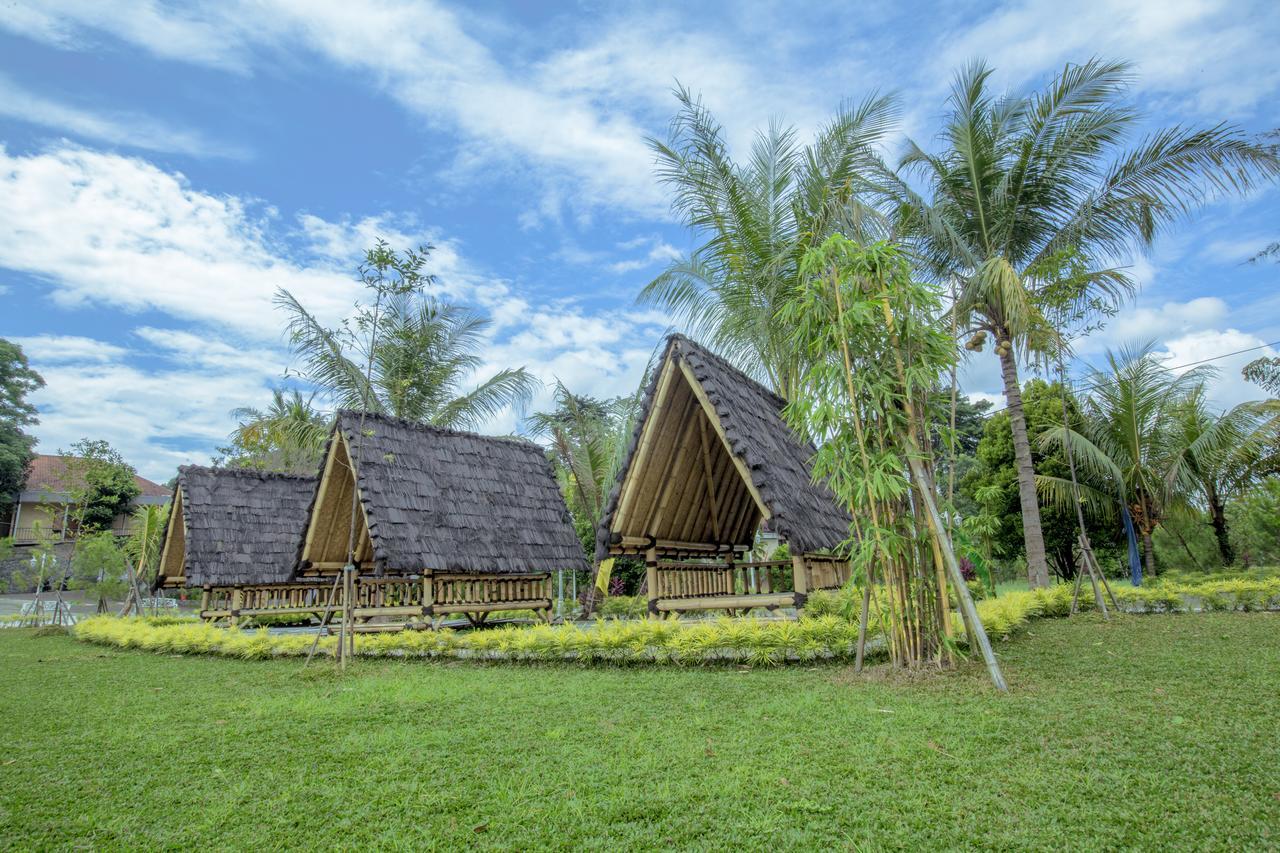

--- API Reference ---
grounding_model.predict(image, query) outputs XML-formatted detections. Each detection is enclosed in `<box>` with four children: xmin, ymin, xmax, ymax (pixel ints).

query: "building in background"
<box><xmin>2</xmin><ymin>454</ymin><xmax>169</xmax><ymax>544</ymax></box>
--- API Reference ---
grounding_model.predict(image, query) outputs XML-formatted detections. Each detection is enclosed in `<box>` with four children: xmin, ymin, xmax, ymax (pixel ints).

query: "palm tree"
<box><xmin>1163</xmin><ymin>388</ymin><xmax>1272</xmax><ymax>566</ymax></box>
<box><xmin>639</xmin><ymin>85</ymin><xmax>899</xmax><ymax>398</ymax></box>
<box><xmin>894</xmin><ymin>58</ymin><xmax>1280</xmax><ymax>587</ymax></box>
<box><xmin>275</xmin><ymin>291</ymin><xmax>540</xmax><ymax>431</ymax></box>
<box><xmin>528</xmin><ymin>380</ymin><xmax>643</xmax><ymax>550</ymax></box>
<box><xmin>227</xmin><ymin>389</ymin><xmax>331</xmax><ymax>474</ymax></box>
<box><xmin>1040</xmin><ymin>344</ymin><xmax>1210</xmax><ymax>577</ymax></box>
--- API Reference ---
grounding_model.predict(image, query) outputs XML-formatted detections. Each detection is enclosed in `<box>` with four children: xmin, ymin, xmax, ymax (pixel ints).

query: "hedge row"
<box><xmin>70</xmin><ymin>577</ymin><xmax>1280</xmax><ymax>666</ymax></box>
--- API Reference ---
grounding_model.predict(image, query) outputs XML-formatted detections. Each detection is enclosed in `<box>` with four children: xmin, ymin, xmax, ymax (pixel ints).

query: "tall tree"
<box><xmin>221</xmin><ymin>389</ymin><xmax>330</xmax><ymax>475</ymax></box>
<box><xmin>963</xmin><ymin>380</ymin><xmax>1118</xmax><ymax>581</ymax></box>
<box><xmin>0</xmin><ymin>338</ymin><xmax>44</xmax><ymax>504</ymax></box>
<box><xmin>1040</xmin><ymin>345</ymin><xmax>1209</xmax><ymax>577</ymax></box>
<box><xmin>892</xmin><ymin>58</ymin><xmax>1279</xmax><ymax>587</ymax></box>
<box><xmin>639</xmin><ymin>85</ymin><xmax>899</xmax><ymax>398</ymax></box>
<box><xmin>276</xmin><ymin>243</ymin><xmax>539</xmax><ymax>431</ymax></box>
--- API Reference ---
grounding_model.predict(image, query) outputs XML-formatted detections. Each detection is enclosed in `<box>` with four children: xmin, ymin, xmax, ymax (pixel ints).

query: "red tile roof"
<box><xmin>24</xmin><ymin>454</ymin><xmax>169</xmax><ymax>498</ymax></box>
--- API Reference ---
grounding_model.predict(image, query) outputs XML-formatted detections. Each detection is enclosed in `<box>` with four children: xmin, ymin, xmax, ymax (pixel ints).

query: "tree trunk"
<box><xmin>1205</xmin><ymin>483</ymin><xmax>1235</xmax><ymax>566</ymax></box>
<box><xmin>1141</xmin><ymin>526</ymin><xmax>1157</xmax><ymax>579</ymax></box>
<box><xmin>996</xmin><ymin>342</ymin><xmax>1050</xmax><ymax>588</ymax></box>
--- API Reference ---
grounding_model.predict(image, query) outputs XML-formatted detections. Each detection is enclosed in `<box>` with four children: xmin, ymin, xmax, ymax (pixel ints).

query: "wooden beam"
<box><xmin>614</xmin><ymin>357</ymin><xmax>678</xmax><ymax>532</ymax></box>
<box><xmin>645</xmin><ymin>546</ymin><xmax>659</xmax><ymax>619</ymax></box>
<box><xmin>300</xmin><ymin>431</ymin><xmax>342</xmax><ymax>566</ymax></box>
<box><xmin>677</xmin><ymin>358</ymin><xmax>770</xmax><ymax>521</ymax></box>
<box><xmin>431</xmin><ymin>600</ymin><xmax>553</xmax><ymax>615</ymax></box>
<box><xmin>655</xmin><ymin>592</ymin><xmax>794</xmax><ymax>611</ymax></box>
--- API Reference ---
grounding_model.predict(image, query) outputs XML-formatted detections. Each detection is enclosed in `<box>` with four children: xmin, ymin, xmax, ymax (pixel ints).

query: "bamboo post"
<box><xmin>230</xmin><ymin>587</ymin><xmax>243</xmax><ymax>628</ymax></box>
<box><xmin>791</xmin><ymin>553</ymin><xmax>808</xmax><ymax>611</ymax></box>
<box><xmin>645</xmin><ymin>547</ymin><xmax>659</xmax><ymax>619</ymax></box>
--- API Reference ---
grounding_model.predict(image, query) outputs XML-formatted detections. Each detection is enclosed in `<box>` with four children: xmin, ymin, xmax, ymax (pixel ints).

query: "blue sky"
<box><xmin>2</xmin><ymin>0</ymin><xmax>1278</xmax><ymax>482</ymax></box>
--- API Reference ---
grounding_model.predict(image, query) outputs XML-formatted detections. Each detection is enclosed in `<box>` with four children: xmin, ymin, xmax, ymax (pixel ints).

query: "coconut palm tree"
<box><xmin>1040</xmin><ymin>344</ymin><xmax>1210</xmax><ymax>577</ymax></box>
<box><xmin>1163</xmin><ymin>388</ymin><xmax>1273</xmax><ymax>566</ymax></box>
<box><xmin>893</xmin><ymin>58</ymin><xmax>1280</xmax><ymax>586</ymax></box>
<box><xmin>528</xmin><ymin>380</ymin><xmax>643</xmax><ymax>550</ymax></box>
<box><xmin>275</xmin><ymin>291</ymin><xmax>539</xmax><ymax>431</ymax></box>
<box><xmin>639</xmin><ymin>85</ymin><xmax>899</xmax><ymax>398</ymax></box>
<box><xmin>227</xmin><ymin>389</ymin><xmax>331</xmax><ymax>474</ymax></box>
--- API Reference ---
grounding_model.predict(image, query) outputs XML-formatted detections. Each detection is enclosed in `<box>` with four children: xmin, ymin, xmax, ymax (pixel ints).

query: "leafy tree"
<box><xmin>0</xmin><ymin>338</ymin><xmax>44</xmax><ymax>503</ymax></box>
<box><xmin>640</xmin><ymin>85</ymin><xmax>898</xmax><ymax>398</ymax></box>
<box><xmin>219</xmin><ymin>389</ymin><xmax>330</xmax><ymax>475</ymax></box>
<box><xmin>1227</xmin><ymin>478</ymin><xmax>1280</xmax><ymax>567</ymax></box>
<box><xmin>276</xmin><ymin>242</ymin><xmax>539</xmax><ymax>430</ymax></box>
<box><xmin>1242</xmin><ymin>356</ymin><xmax>1280</xmax><ymax>396</ymax></box>
<box><xmin>962</xmin><ymin>380</ymin><xmax>1118</xmax><ymax>582</ymax></box>
<box><xmin>56</xmin><ymin>439</ymin><xmax>141</xmax><ymax>533</ymax></box>
<box><xmin>1041</xmin><ymin>345</ymin><xmax>1209</xmax><ymax>577</ymax></box>
<box><xmin>892</xmin><ymin>58</ymin><xmax>1279</xmax><ymax>587</ymax></box>
<box><xmin>70</xmin><ymin>530</ymin><xmax>128</xmax><ymax>607</ymax></box>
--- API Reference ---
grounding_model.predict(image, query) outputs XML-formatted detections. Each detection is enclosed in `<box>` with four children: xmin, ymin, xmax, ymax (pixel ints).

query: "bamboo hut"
<box><xmin>597</xmin><ymin>334</ymin><xmax>852</xmax><ymax>616</ymax></box>
<box><xmin>154</xmin><ymin>466</ymin><xmax>325</xmax><ymax>623</ymax></box>
<box><xmin>294</xmin><ymin>411</ymin><xmax>588</xmax><ymax>625</ymax></box>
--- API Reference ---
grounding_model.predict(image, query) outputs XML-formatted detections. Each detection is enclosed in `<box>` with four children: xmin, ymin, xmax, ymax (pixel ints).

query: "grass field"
<box><xmin>2</xmin><ymin>613</ymin><xmax>1278</xmax><ymax>849</ymax></box>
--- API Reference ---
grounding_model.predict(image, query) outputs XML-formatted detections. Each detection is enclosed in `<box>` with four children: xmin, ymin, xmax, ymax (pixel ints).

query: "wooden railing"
<box><xmin>432</xmin><ymin>573</ymin><xmax>552</xmax><ymax>615</ymax></box>
<box><xmin>200</xmin><ymin>572</ymin><xmax>554</xmax><ymax>623</ymax></box>
<box><xmin>654</xmin><ymin>559</ymin><xmax>795</xmax><ymax>599</ymax></box>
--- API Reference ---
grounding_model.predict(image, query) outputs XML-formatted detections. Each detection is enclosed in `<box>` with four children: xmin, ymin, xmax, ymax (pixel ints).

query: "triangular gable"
<box><xmin>296</xmin><ymin>429</ymin><xmax>376</xmax><ymax>574</ymax></box>
<box><xmin>153</xmin><ymin>485</ymin><xmax>185</xmax><ymax>589</ymax></box>
<box><xmin>597</xmin><ymin>335</ymin><xmax>850</xmax><ymax>559</ymax></box>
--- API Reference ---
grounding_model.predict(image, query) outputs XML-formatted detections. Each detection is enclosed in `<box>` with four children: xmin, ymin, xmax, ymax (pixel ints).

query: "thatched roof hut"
<box><xmin>296</xmin><ymin>411</ymin><xmax>588</xmax><ymax>577</ymax></box>
<box><xmin>154</xmin><ymin>466</ymin><xmax>317</xmax><ymax>589</ymax></box>
<box><xmin>596</xmin><ymin>334</ymin><xmax>850</xmax><ymax>561</ymax></box>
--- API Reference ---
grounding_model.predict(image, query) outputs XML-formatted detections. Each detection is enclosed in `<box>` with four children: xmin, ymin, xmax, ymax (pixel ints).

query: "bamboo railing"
<box><xmin>200</xmin><ymin>572</ymin><xmax>555</xmax><ymax>624</ymax></box>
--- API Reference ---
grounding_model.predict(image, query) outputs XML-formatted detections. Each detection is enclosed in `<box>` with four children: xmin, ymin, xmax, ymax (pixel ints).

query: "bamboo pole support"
<box><xmin>791</xmin><ymin>553</ymin><xmax>808</xmax><ymax>611</ymax></box>
<box><xmin>645</xmin><ymin>546</ymin><xmax>659</xmax><ymax>619</ymax></box>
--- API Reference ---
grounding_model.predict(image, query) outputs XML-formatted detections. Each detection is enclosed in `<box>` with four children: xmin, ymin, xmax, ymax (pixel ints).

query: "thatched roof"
<box><xmin>154</xmin><ymin>466</ymin><xmax>316</xmax><ymax>589</ymax></box>
<box><xmin>596</xmin><ymin>334</ymin><xmax>850</xmax><ymax>560</ymax></box>
<box><xmin>297</xmin><ymin>411</ymin><xmax>588</xmax><ymax>576</ymax></box>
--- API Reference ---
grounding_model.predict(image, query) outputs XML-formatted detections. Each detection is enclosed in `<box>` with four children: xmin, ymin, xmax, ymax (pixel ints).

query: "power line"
<box><xmin>973</xmin><ymin>338</ymin><xmax>1280</xmax><ymax>420</ymax></box>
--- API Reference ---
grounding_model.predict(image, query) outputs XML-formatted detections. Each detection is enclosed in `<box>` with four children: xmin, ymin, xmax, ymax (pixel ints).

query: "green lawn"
<box><xmin>2</xmin><ymin>614</ymin><xmax>1278</xmax><ymax>849</ymax></box>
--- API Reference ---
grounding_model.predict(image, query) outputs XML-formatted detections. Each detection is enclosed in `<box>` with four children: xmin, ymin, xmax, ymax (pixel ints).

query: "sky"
<box><xmin>2</xmin><ymin>0</ymin><xmax>1278</xmax><ymax>483</ymax></box>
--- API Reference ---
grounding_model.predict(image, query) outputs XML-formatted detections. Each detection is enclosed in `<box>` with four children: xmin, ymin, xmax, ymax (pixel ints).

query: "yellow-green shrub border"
<box><xmin>70</xmin><ymin>577</ymin><xmax>1279</xmax><ymax>666</ymax></box>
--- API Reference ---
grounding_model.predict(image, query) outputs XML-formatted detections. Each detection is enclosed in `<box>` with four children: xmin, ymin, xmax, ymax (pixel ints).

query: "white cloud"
<box><xmin>0</xmin><ymin>142</ymin><xmax>678</xmax><ymax>477</ymax></box>
<box><xmin>2</xmin><ymin>1</ymin><xmax>879</xmax><ymax>220</ymax></box>
<box><xmin>0</xmin><ymin>73</ymin><xmax>248</xmax><ymax>159</ymax></box>
<box><xmin>0</xmin><ymin>144</ymin><xmax>360</xmax><ymax>338</ymax></box>
<box><xmin>607</xmin><ymin>237</ymin><xmax>682</xmax><ymax>274</ymax></box>
<box><xmin>1</xmin><ymin>1</ymin><xmax>252</xmax><ymax>72</ymax></box>
<box><xmin>931</xmin><ymin>0</ymin><xmax>1280</xmax><ymax>116</ymax></box>
<box><xmin>1090</xmin><ymin>297</ymin><xmax>1230</xmax><ymax>352</ymax></box>
<box><xmin>12</xmin><ymin>334</ymin><xmax>126</xmax><ymax>363</ymax></box>
<box><xmin>1156</xmin><ymin>328</ymin><xmax>1276</xmax><ymax>409</ymax></box>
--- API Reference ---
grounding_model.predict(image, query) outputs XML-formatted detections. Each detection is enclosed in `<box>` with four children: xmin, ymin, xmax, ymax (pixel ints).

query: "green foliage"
<box><xmin>70</xmin><ymin>531</ymin><xmax>128</xmax><ymax>601</ymax></box>
<box><xmin>275</xmin><ymin>241</ymin><xmax>538</xmax><ymax>430</ymax></box>
<box><xmin>963</xmin><ymin>379</ymin><xmax>1119</xmax><ymax>581</ymax></box>
<box><xmin>640</xmin><ymin>85</ymin><xmax>899</xmax><ymax>398</ymax></box>
<box><xmin>73</xmin><ymin>574</ymin><xmax>1280</xmax><ymax>667</ymax></box>
<box><xmin>596</xmin><ymin>595</ymin><xmax>648</xmax><ymax>619</ymax></box>
<box><xmin>528</xmin><ymin>380</ymin><xmax>645</xmax><ymax>557</ymax></box>
<box><xmin>123</xmin><ymin>503</ymin><xmax>169</xmax><ymax>585</ymax></box>
<box><xmin>0</xmin><ymin>338</ymin><xmax>44</xmax><ymax>503</ymax></box>
<box><xmin>1228</xmin><ymin>478</ymin><xmax>1280</xmax><ymax>566</ymax></box>
<box><xmin>219</xmin><ymin>389</ymin><xmax>330</xmax><ymax>475</ymax></box>
<box><xmin>54</xmin><ymin>439</ymin><xmax>141</xmax><ymax>532</ymax></box>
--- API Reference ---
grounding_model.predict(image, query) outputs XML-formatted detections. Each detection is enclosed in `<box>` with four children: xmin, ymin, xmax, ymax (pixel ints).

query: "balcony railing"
<box><xmin>7</xmin><ymin>525</ymin><xmax>133</xmax><ymax>545</ymax></box>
